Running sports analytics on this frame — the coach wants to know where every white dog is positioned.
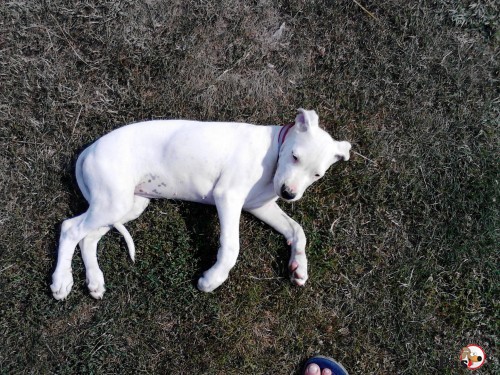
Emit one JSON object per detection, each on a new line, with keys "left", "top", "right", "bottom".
{"left": 51, "top": 109, "right": 351, "bottom": 300}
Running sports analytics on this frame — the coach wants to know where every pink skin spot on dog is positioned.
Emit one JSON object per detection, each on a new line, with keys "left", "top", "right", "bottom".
{"left": 289, "top": 261, "right": 298, "bottom": 272}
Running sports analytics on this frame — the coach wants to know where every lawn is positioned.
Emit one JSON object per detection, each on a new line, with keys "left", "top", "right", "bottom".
{"left": 1, "top": 0, "right": 498, "bottom": 374}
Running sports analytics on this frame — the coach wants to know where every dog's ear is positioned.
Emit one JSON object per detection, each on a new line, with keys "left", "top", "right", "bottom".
{"left": 334, "top": 141, "right": 351, "bottom": 162}
{"left": 295, "top": 108, "right": 319, "bottom": 132}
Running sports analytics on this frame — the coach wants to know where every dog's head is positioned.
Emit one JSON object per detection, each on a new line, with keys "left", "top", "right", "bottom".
{"left": 274, "top": 109, "right": 351, "bottom": 202}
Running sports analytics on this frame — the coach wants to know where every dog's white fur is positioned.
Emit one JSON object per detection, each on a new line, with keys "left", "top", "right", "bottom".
{"left": 51, "top": 109, "right": 351, "bottom": 300}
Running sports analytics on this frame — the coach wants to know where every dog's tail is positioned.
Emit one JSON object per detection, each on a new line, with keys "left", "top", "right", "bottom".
{"left": 114, "top": 223, "right": 136, "bottom": 262}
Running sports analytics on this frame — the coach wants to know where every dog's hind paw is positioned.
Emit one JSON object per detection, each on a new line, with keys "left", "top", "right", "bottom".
{"left": 86, "top": 269, "right": 105, "bottom": 299}
{"left": 50, "top": 271, "right": 74, "bottom": 300}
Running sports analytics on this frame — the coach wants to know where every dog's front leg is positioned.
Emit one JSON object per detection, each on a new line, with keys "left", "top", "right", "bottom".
{"left": 197, "top": 193, "right": 244, "bottom": 292}
{"left": 246, "top": 202, "right": 308, "bottom": 286}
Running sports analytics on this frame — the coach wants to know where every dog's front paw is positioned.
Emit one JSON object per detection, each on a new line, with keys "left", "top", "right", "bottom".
{"left": 197, "top": 276, "right": 215, "bottom": 292}
{"left": 289, "top": 256, "right": 308, "bottom": 286}
{"left": 50, "top": 270, "right": 74, "bottom": 300}
{"left": 86, "top": 269, "right": 106, "bottom": 299}
{"left": 197, "top": 269, "right": 227, "bottom": 293}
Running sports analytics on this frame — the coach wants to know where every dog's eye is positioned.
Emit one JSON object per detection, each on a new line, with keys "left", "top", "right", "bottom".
{"left": 315, "top": 173, "right": 320, "bottom": 178}
{"left": 292, "top": 153, "right": 299, "bottom": 162}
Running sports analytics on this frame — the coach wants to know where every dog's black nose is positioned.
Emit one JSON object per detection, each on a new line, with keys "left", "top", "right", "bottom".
{"left": 281, "top": 184, "right": 296, "bottom": 200}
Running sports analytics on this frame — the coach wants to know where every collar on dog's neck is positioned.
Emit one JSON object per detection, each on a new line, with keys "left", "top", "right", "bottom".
{"left": 278, "top": 123, "right": 294, "bottom": 150}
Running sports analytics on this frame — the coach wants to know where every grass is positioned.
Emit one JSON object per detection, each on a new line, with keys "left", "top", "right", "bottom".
{"left": 1, "top": 0, "right": 498, "bottom": 373}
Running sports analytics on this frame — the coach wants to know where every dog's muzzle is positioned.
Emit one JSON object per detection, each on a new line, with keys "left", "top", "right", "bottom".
{"left": 281, "top": 184, "right": 296, "bottom": 200}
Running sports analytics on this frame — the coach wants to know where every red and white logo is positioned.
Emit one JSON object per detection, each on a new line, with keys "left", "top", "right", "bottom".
{"left": 460, "top": 345, "right": 486, "bottom": 370}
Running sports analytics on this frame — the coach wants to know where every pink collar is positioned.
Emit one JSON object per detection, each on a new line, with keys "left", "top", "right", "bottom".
{"left": 278, "top": 123, "right": 294, "bottom": 149}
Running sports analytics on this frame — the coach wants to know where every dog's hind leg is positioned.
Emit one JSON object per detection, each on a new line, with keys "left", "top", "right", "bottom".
{"left": 79, "top": 225, "right": 111, "bottom": 299}
{"left": 50, "top": 213, "right": 86, "bottom": 300}
{"left": 79, "top": 196, "right": 150, "bottom": 299}
{"left": 51, "top": 191, "right": 136, "bottom": 300}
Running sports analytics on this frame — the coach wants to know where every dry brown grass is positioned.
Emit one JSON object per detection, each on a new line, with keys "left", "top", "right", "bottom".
{"left": 1, "top": 0, "right": 498, "bottom": 374}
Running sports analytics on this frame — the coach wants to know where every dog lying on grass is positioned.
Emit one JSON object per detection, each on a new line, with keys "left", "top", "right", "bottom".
{"left": 51, "top": 109, "right": 351, "bottom": 299}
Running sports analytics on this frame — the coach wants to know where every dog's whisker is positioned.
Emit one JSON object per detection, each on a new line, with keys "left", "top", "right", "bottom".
{"left": 352, "top": 150, "right": 377, "bottom": 165}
